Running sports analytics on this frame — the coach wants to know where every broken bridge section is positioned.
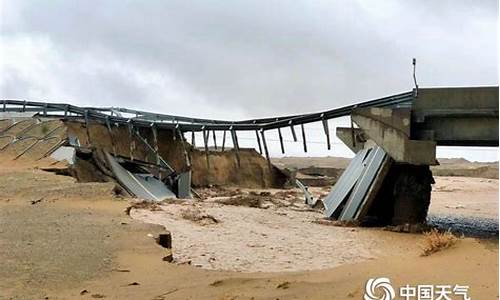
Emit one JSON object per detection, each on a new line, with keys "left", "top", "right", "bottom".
{"left": 327, "top": 87, "right": 497, "bottom": 226}
{"left": 1, "top": 86, "right": 498, "bottom": 222}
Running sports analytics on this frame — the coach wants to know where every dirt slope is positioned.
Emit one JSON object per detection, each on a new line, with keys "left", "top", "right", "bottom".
{"left": 65, "top": 120, "right": 288, "bottom": 188}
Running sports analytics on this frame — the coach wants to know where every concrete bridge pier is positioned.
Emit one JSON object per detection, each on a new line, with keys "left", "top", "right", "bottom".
{"left": 337, "top": 87, "right": 499, "bottom": 225}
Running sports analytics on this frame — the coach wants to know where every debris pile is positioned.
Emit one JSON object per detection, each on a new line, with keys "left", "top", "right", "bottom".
{"left": 295, "top": 146, "right": 393, "bottom": 224}
{"left": 322, "top": 146, "right": 391, "bottom": 221}
{"left": 0, "top": 116, "right": 291, "bottom": 203}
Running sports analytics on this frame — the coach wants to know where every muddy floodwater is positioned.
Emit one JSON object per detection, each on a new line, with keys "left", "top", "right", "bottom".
{"left": 132, "top": 176, "right": 499, "bottom": 272}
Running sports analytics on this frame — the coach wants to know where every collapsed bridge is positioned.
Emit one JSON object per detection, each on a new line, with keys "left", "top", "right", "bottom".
{"left": 1, "top": 86, "right": 498, "bottom": 225}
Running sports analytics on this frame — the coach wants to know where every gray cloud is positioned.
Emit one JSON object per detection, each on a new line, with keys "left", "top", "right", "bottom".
{"left": 1, "top": 0, "right": 497, "bottom": 119}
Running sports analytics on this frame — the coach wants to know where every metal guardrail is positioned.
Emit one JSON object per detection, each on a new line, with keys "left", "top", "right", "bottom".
{"left": 1, "top": 91, "right": 414, "bottom": 132}
{"left": 1, "top": 91, "right": 414, "bottom": 164}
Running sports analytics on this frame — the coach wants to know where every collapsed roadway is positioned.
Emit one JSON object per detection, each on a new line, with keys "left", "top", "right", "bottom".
{"left": 1, "top": 86, "right": 498, "bottom": 227}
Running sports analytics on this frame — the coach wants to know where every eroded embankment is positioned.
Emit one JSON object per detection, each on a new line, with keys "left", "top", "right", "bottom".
{"left": 65, "top": 119, "right": 289, "bottom": 188}
{"left": 0, "top": 117, "right": 289, "bottom": 188}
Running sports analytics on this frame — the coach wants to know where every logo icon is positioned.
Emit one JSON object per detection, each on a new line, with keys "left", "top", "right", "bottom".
{"left": 364, "top": 277, "right": 396, "bottom": 300}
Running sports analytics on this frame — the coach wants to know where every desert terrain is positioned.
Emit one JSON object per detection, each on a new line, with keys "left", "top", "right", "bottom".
{"left": 0, "top": 157, "right": 498, "bottom": 299}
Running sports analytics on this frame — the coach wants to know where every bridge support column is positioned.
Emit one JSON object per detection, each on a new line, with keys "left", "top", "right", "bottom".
{"left": 391, "top": 164, "right": 433, "bottom": 225}
{"left": 336, "top": 106, "right": 437, "bottom": 226}
{"left": 364, "top": 163, "right": 434, "bottom": 226}
{"left": 387, "top": 164, "right": 433, "bottom": 224}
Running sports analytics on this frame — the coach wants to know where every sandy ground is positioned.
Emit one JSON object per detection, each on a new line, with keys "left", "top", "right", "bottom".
{"left": 0, "top": 165, "right": 166, "bottom": 299}
{"left": 272, "top": 156, "right": 352, "bottom": 169}
{"left": 0, "top": 164, "right": 498, "bottom": 299}
{"left": 430, "top": 176, "right": 498, "bottom": 219}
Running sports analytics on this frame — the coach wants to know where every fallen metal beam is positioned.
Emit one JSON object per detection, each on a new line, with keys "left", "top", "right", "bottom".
{"left": 296, "top": 179, "right": 316, "bottom": 206}
{"left": 177, "top": 171, "right": 192, "bottom": 199}
{"left": 323, "top": 148, "right": 370, "bottom": 218}
{"left": 105, "top": 152, "right": 176, "bottom": 201}
{"left": 339, "top": 147, "right": 388, "bottom": 221}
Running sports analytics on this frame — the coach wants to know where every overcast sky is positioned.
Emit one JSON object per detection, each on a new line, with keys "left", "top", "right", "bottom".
{"left": 0, "top": 0, "right": 498, "bottom": 160}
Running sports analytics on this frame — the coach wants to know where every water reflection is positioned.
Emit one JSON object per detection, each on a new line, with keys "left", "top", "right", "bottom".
{"left": 427, "top": 214, "right": 499, "bottom": 238}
